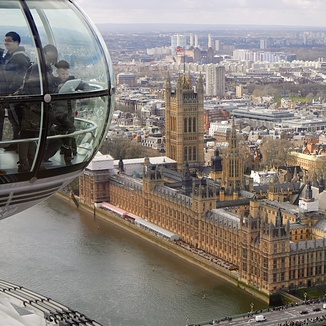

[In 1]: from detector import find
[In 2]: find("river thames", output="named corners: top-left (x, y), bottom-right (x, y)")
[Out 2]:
top-left (0, 196), bottom-right (268, 325)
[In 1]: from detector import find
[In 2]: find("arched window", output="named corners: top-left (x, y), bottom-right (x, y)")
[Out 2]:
top-left (172, 145), bottom-right (176, 160)
top-left (184, 147), bottom-right (187, 161)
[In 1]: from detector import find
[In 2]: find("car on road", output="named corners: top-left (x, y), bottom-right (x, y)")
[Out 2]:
top-left (300, 310), bottom-right (309, 314)
top-left (313, 307), bottom-right (321, 312)
top-left (255, 315), bottom-right (266, 322)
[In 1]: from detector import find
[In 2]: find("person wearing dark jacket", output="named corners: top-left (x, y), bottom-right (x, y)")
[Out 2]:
top-left (52, 60), bottom-right (90, 159)
top-left (17, 44), bottom-right (58, 172)
top-left (0, 31), bottom-right (30, 148)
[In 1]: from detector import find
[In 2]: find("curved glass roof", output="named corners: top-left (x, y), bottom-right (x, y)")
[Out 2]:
top-left (0, 0), bottom-right (114, 218)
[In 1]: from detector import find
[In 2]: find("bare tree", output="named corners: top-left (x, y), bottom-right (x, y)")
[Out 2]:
top-left (260, 138), bottom-right (293, 169)
top-left (100, 138), bottom-right (159, 160)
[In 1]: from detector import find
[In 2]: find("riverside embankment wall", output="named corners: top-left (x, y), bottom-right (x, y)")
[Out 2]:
top-left (56, 192), bottom-right (270, 304)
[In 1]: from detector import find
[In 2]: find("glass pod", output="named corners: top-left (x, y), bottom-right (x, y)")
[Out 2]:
top-left (0, 0), bottom-right (114, 218)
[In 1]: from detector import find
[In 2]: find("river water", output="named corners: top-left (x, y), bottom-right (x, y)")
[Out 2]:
top-left (0, 196), bottom-right (268, 326)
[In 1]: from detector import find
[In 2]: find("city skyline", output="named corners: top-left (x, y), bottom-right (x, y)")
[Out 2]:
top-left (76, 0), bottom-right (326, 28)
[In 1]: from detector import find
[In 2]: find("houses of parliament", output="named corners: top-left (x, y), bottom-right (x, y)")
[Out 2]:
top-left (78, 73), bottom-right (326, 302)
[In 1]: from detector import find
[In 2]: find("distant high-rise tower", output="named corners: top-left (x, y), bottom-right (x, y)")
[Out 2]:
top-left (260, 39), bottom-right (269, 50)
top-left (236, 85), bottom-right (243, 98)
top-left (205, 64), bottom-right (225, 97)
top-left (189, 34), bottom-right (194, 47)
top-left (194, 34), bottom-right (199, 48)
top-left (207, 34), bottom-right (214, 64)
top-left (207, 47), bottom-right (214, 64)
top-left (215, 39), bottom-right (220, 51)
top-left (193, 47), bottom-right (201, 63)
top-left (177, 34), bottom-right (181, 46)
top-left (208, 34), bottom-right (212, 49)
top-left (165, 73), bottom-right (205, 172)
top-left (170, 34), bottom-right (187, 54)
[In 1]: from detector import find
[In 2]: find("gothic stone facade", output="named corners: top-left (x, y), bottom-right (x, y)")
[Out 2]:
top-left (79, 163), bottom-right (326, 298)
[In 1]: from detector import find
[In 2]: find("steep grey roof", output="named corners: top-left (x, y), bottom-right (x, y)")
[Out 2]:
top-left (253, 184), bottom-right (269, 192)
top-left (162, 167), bottom-right (183, 182)
top-left (313, 219), bottom-right (326, 232)
top-left (290, 223), bottom-right (304, 230)
top-left (277, 181), bottom-right (301, 191)
top-left (253, 181), bottom-right (301, 193)
top-left (240, 190), bottom-right (256, 198)
top-left (109, 174), bottom-right (143, 190)
top-left (155, 185), bottom-right (192, 205)
top-left (205, 209), bottom-right (240, 230)
top-left (198, 165), bottom-right (212, 176)
top-left (290, 238), bottom-right (326, 252)
top-left (262, 200), bottom-right (299, 215)
top-left (216, 198), bottom-right (250, 208)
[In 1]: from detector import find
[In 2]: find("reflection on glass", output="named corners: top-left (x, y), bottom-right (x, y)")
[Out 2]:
top-left (0, 0), bottom-right (113, 220)
top-left (0, 0), bottom-right (113, 175)
top-left (28, 1), bottom-right (109, 86)
top-left (41, 96), bottom-right (106, 169)
top-left (18, 101), bottom-right (42, 172)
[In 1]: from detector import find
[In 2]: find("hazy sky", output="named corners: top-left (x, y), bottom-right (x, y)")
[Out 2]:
top-left (75, 0), bottom-right (326, 27)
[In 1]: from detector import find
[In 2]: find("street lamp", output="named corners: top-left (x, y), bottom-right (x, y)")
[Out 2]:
top-left (304, 292), bottom-right (307, 303)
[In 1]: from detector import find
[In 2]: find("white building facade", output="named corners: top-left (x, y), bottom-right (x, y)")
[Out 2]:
top-left (206, 64), bottom-right (225, 97)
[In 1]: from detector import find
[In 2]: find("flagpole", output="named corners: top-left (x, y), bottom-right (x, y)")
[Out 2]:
top-left (183, 48), bottom-right (186, 73)
top-left (176, 47), bottom-right (186, 73)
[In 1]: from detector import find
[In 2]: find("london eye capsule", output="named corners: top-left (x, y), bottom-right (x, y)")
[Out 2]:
top-left (0, 0), bottom-right (115, 218)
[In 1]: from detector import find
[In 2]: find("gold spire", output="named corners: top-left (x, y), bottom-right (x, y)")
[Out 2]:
top-left (181, 73), bottom-right (191, 89)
